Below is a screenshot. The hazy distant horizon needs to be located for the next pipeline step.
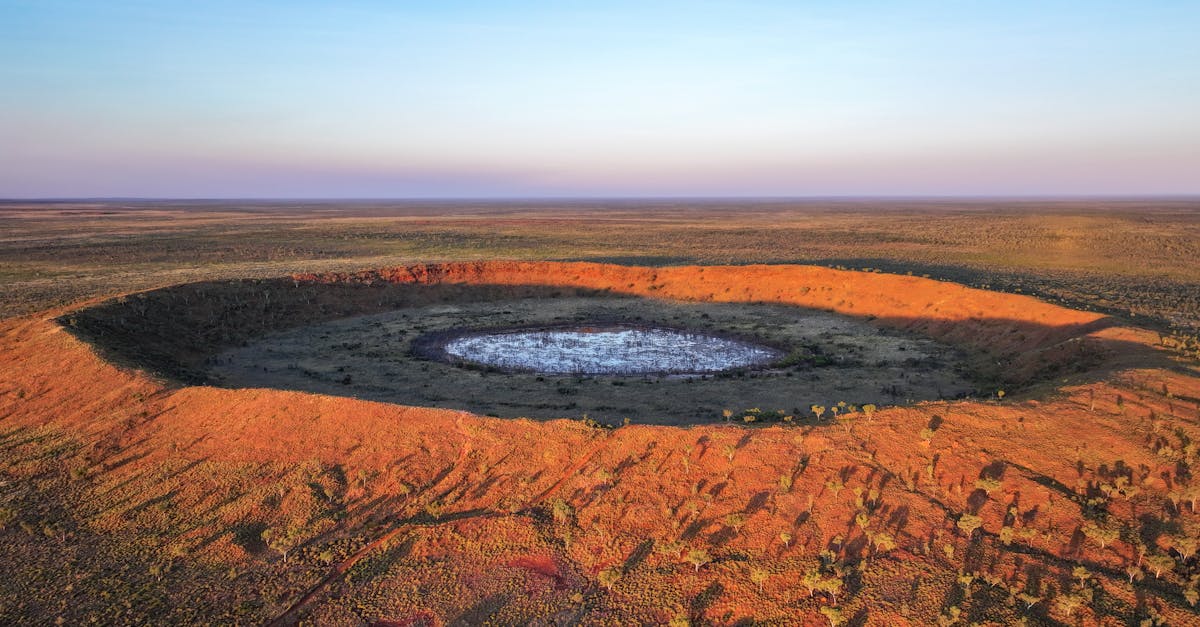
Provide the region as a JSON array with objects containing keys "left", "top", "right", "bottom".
[
  {"left": 3, "top": 2, "right": 1198, "bottom": 198},
  {"left": 7, "top": 194, "right": 1200, "bottom": 204}
]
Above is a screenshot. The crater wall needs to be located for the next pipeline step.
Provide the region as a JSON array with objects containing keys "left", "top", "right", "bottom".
[{"left": 63, "top": 261, "right": 1120, "bottom": 387}]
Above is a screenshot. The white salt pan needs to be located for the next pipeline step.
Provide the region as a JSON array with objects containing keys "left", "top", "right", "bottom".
[{"left": 443, "top": 327, "right": 778, "bottom": 374}]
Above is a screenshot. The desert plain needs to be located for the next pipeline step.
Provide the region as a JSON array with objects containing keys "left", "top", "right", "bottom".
[{"left": 2, "top": 199, "right": 1200, "bottom": 626}]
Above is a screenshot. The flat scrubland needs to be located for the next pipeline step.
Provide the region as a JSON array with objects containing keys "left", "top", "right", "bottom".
[
  {"left": 3, "top": 199, "right": 1199, "bottom": 341},
  {"left": 1, "top": 201, "right": 1199, "bottom": 626}
]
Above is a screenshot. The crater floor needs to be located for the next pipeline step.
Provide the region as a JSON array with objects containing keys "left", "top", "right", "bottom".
[{"left": 209, "top": 296, "right": 978, "bottom": 424}]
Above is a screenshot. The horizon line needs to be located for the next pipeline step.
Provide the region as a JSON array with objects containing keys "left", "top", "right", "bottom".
[{"left": 4, "top": 194, "right": 1200, "bottom": 204}]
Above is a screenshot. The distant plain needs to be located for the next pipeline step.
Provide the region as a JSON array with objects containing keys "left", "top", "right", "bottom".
[{"left": 3, "top": 199, "right": 1198, "bottom": 339}]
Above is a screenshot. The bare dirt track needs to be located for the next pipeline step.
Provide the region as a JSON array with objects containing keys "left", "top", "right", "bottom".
[{"left": 2, "top": 261, "right": 1199, "bottom": 625}]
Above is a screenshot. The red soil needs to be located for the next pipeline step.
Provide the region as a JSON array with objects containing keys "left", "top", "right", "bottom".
[{"left": 2, "top": 262, "right": 1198, "bottom": 625}]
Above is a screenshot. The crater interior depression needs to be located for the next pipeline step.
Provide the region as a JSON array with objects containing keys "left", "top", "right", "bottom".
[{"left": 207, "top": 295, "right": 979, "bottom": 424}]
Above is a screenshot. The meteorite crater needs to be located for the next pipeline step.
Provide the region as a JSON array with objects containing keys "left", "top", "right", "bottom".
[{"left": 59, "top": 263, "right": 1054, "bottom": 426}]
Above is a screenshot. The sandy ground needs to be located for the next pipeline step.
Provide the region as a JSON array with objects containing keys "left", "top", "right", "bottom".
[{"left": 2, "top": 262, "right": 1197, "bottom": 625}]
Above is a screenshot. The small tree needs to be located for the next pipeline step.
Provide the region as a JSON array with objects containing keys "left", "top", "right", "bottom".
[
  {"left": 686, "top": 549, "right": 711, "bottom": 573},
  {"left": 1081, "top": 521, "right": 1119, "bottom": 549},
  {"left": 837, "top": 412, "right": 855, "bottom": 434},
  {"left": 1017, "top": 592, "right": 1042, "bottom": 610},
  {"left": 750, "top": 567, "right": 769, "bottom": 593},
  {"left": 552, "top": 498, "right": 573, "bottom": 524},
  {"left": 818, "top": 575, "right": 843, "bottom": 600},
  {"left": 956, "top": 514, "right": 983, "bottom": 539},
  {"left": 872, "top": 532, "right": 897, "bottom": 558},
  {"left": 1133, "top": 538, "right": 1150, "bottom": 565},
  {"left": 826, "top": 478, "right": 844, "bottom": 499},
  {"left": 957, "top": 571, "right": 976, "bottom": 596},
  {"left": 936, "top": 606, "right": 961, "bottom": 627},
  {"left": 811, "top": 405, "right": 826, "bottom": 421},
  {"left": 598, "top": 567, "right": 621, "bottom": 590},
  {"left": 1053, "top": 592, "right": 1086, "bottom": 618},
  {"left": 656, "top": 540, "right": 684, "bottom": 558},
  {"left": 262, "top": 521, "right": 304, "bottom": 563},
  {"left": 1145, "top": 554, "right": 1175, "bottom": 579},
  {"left": 819, "top": 606, "right": 844, "bottom": 627},
  {"left": 1072, "top": 565, "right": 1091, "bottom": 586},
  {"left": 1171, "top": 536, "right": 1197, "bottom": 561},
  {"left": 974, "top": 477, "right": 1002, "bottom": 495},
  {"left": 802, "top": 568, "right": 823, "bottom": 597}
]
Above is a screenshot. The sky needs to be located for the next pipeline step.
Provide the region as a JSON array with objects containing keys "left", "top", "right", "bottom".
[{"left": 1, "top": 1, "right": 1198, "bottom": 198}]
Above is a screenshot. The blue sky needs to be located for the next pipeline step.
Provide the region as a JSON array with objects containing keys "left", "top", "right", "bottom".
[{"left": 1, "top": 1, "right": 1197, "bottom": 197}]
